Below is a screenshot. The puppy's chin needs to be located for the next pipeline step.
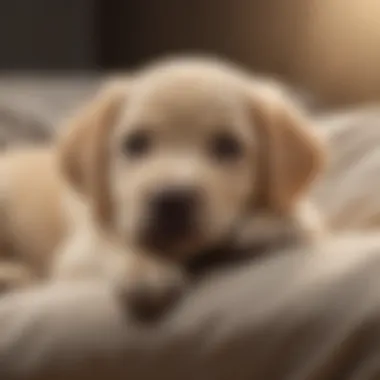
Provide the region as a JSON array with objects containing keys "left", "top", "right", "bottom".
[{"left": 134, "top": 227, "right": 205, "bottom": 262}]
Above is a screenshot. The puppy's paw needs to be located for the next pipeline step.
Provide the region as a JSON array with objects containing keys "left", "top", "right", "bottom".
[{"left": 119, "top": 267, "right": 187, "bottom": 323}]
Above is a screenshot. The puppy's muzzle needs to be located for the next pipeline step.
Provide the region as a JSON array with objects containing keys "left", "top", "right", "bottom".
[{"left": 142, "top": 186, "right": 199, "bottom": 250}]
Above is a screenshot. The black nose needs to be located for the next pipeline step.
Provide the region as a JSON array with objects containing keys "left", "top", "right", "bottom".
[{"left": 146, "top": 186, "right": 198, "bottom": 245}]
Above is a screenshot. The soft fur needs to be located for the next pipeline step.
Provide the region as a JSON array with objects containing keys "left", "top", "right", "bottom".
[{"left": 0, "top": 57, "right": 325, "bottom": 315}]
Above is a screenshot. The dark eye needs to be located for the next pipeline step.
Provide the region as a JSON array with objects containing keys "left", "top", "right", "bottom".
[
  {"left": 122, "top": 131, "right": 151, "bottom": 158},
  {"left": 209, "top": 132, "right": 243, "bottom": 162}
]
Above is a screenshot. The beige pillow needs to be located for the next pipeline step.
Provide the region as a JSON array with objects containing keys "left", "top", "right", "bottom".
[
  {"left": 313, "top": 106, "right": 380, "bottom": 230},
  {"left": 1, "top": 233, "right": 380, "bottom": 380}
]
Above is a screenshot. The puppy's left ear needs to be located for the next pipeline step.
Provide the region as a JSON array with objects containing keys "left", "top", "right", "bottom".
[
  {"left": 58, "top": 80, "right": 128, "bottom": 225},
  {"left": 251, "top": 89, "right": 326, "bottom": 213}
]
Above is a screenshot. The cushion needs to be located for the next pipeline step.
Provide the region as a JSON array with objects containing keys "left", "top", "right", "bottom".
[
  {"left": 1, "top": 234, "right": 380, "bottom": 380},
  {"left": 313, "top": 106, "right": 380, "bottom": 230},
  {"left": 0, "top": 76, "right": 103, "bottom": 149}
]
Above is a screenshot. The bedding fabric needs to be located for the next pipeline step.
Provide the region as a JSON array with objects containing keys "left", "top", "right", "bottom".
[
  {"left": 2, "top": 235, "right": 380, "bottom": 379},
  {"left": 2, "top": 77, "right": 380, "bottom": 379}
]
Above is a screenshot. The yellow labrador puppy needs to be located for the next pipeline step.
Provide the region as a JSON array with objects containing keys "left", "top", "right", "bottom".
[{"left": 0, "top": 57, "right": 325, "bottom": 316}]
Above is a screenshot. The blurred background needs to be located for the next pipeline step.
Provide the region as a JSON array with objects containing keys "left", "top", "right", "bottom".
[{"left": 1, "top": 0, "right": 380, "bottom": 134}]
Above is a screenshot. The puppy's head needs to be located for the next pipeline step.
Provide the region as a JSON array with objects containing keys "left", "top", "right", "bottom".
[{"left": 59, "top": 57, "right": 325, "bottom": 261}]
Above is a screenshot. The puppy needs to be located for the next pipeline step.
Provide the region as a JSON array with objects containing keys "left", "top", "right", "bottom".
[{"left": 0, "top": 57, "right": 325, "bottom": 317}]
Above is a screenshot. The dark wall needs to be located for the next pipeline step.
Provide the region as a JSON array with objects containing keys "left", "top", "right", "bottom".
[
  {"left": 0, "top": 0, "right": 266, "bottom": 72},
  {"left": 2, "top": 1, "right": 380, "bottom": 106},
  {"left": 99, "top": 1, "right": 246, "bottom": 69},
  {"left": 0, "top": 0, "right": 98, "bottom": 70}
]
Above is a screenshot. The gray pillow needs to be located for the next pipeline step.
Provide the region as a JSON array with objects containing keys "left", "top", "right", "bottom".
[
  {"left": 0, "top": 104, "right": 53, "bottom": 149},
  {"left": 0, "top": 76, "right": 103, "bottom": 149}
]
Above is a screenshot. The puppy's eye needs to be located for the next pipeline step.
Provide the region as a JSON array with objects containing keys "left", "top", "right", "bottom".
[
  {"left": 209, "top": 132, "right": 243, "bottom": 162},
  {"left": 122, "top": 131, "right": 151, "bottom": 158}
]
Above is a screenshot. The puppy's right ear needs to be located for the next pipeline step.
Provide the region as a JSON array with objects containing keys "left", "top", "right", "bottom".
[
  {"left": 58, "top": 80, "right": 128, "bottom": 219},
  {"left": 250, "top": 87, "right": 326, "bottom": 213}
]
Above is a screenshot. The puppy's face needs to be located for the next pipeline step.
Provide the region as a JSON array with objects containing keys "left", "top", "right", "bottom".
[
  {"left": 110, "top": 70, "right": 258, "bottom": 257},
  {"left": 60, "top": 58, "right": 324, "bottom": 261}
]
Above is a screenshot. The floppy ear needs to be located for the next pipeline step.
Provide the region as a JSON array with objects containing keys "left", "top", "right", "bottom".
[
  {"left": 58, "top": 80, "right": 128, "bottom": 225},
  {"left": 251, "top": 90, "right": 326, "bottom": 213}
]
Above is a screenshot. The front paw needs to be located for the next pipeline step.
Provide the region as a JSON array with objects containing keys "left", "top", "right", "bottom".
[{"left": 119, "top": 268, "right": 187, "bottom": 322}]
